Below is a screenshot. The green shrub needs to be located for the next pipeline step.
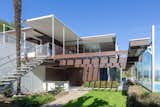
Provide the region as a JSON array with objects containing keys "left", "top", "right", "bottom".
[
  {"left": 12, "top": 93, "right": 55, "bottom": 107},
  {"left": 3, "top": 85, "right": 13, "bottom": 97},
  {"left": 83, "top": 81, "right": 119, "bottom": 88},
  {"left": 127, "top": 85, "right": 160, "bottom": 107}
]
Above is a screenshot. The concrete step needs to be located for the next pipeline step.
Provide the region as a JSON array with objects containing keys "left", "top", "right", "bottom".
[
  {"left": 9, "top": 72, "right": 24, "bottom": 76},
  {"left": 22, "top": 64, "right": 36, "bottom": 68},
  {"left": 1, "top": 79, "right": 16, "bottom": 82},
  {"left": 3, "top": 75, "right": 19, "bottom": 79},
  {"left": 16, "top": 69, "right": 27, "bottom": 73},
  {"left": 0, "top": 81, "right": 11, "bottom": 85},
  {"left": 18, "top": 66, "right": 31, "bottom": 70}
]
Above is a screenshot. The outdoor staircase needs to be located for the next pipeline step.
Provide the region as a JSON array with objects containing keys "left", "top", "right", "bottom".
[{"left": 0, "top": 57, "right": 46, "bottom": 94}]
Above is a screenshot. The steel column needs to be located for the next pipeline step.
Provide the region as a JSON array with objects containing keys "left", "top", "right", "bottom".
[
  {"left": 63, "top": 27, "right": 65, "bottom": 54},
  {"left": 3, "top": 24, "right": 5, "bottom": 44},
  {"left": 151, "top": 25, "right": 155, "bottom": 92}
]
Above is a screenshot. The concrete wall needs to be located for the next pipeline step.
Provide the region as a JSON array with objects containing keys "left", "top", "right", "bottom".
[
  {"left": 0, "top": 43, "right": 16, "bottom": 80},
  {"left": 21, "top": 65, "right": 46, "bottom": 94}
]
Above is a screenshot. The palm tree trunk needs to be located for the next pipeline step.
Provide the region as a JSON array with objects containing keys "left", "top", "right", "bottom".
[{"left": 13, "top": 0, "right": 22, "bottom": 94}]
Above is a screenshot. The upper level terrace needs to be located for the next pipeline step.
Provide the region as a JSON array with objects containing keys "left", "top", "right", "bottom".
[{"left": 0, "top": 15, "right": 127, "bottom": 69}]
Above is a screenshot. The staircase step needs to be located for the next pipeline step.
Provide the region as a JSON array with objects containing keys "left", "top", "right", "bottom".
[
  {"left": 0, "top": 58, "right": 45, "bottom": 93},
  {"left": 22, "top": 64, "right": 36, "bottom": 68},
  {"left": 16, "top": 69, "right": 27, "bottom": 72},
  {"left": 1, "top": 79, "right": 15, "bottom": 82},
  {"left": 9, "top": 72, "right": 24, "bottom": 76},
  {"left": 3, "top": 75, "right": 19, "bottom": 79},
  {"left": 0, "top": 81, "right": 11, "bottom": 85},
  {"left": 18, "top": 66, "right": 31, "bottom": 69}
]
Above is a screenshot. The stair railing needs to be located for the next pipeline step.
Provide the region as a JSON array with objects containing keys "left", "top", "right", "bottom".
[{"left": 0, "top": 42, "right": 50, "bottom": 80}]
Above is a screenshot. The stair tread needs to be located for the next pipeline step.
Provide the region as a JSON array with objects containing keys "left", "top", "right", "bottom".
[
  {"left": 0, "top": 58, "right": 45, "bottom": 90},
  {"left": 1, "top": 79, "right": 16, "bottom": 81},
  {"left": 0, "top": 82, "right": 11, "bottom": 85},
  {"left": 9, "top": 73, "right": 24, "bottom": 75},
  {"left": 1, "top": 79, "right": 15, "bottom": 82}
]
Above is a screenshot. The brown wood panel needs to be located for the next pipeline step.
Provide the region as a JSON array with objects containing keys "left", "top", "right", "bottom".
[
  {"left": 67, "top": 59, "right": 74, "bottom": 65},
  {"left": 100, "top": 57, "right": 108, "bottom": 64},
  {"left": 59, "top": 60, "right": 66, "bottom": 66},
  {"left": 51, "top": 51, "right": 127, "bottom": 59},
  {"left": 93, "top": 68, "right": 99, "bottom": 81},
  {"left": 83, "top": 59, "right": 90, "bottom": 65},
  {"left": 75, "top": 59, "right": 82, "bottom": 65},
  {"left": 88, "top": 65, "right": 94, "bottom": 81},
  {"left": 110, "top": 57, "right": 117, "bottom": 63},
  {"left": 100, "top": 63, "right": 105, "bottom": 68},
  {"left": 83, "top": 67, "right": 88, "bottom": 81}
]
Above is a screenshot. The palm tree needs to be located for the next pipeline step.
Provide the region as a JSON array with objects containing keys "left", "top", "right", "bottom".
[{"left": 13, "top": 0, "right": 22, "bottom": 94}]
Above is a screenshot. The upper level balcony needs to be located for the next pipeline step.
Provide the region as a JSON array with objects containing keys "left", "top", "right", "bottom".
[
  {"left": 0, "top": 15, "right": 127, "bottom": 69},
  {"left": 3, "top": 15, "right": 118, "bottom": 56}
]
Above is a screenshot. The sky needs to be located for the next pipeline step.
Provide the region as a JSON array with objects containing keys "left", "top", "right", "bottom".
[{"left": 1, "top": 0, "right": 160, "bottom": 50}]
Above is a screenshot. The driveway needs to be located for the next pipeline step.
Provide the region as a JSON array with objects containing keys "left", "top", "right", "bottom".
[{"left": 42, "top": 90, "right": 89, "bottom": 107}]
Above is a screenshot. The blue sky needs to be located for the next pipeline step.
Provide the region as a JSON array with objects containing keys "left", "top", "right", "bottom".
[{"left": 1, "top": 0, "right": 160, "bottom": 50}]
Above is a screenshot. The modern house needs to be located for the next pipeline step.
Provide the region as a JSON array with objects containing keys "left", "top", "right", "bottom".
[
  {"left": 0, "top": 15, "right": 159, "bottom": 93},
  {"left": 0, "top": 15, "right": 127, "bottom": 94}
]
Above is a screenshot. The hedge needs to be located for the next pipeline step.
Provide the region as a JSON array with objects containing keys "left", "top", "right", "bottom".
[
  {"left": 127, "top": 85, "right": 160, "bottom": 107},
  {"left": 12, "top": 93, "right": 55, "bottom": 107},
  {"left": 84, "top": 81, "right": 120, "bottom": 88}
]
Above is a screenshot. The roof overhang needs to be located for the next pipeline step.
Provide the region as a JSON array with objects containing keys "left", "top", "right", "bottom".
[
  {"left": 26, "top": 15, "right": 79, "bottom": 42},
  {"left": 5, "top": 15, "right": 79, "bottom": 43}
]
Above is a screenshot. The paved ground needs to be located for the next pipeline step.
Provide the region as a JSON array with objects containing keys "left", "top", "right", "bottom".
[{"left": 42, "top": 90, "right": 89, "bottom": 107}]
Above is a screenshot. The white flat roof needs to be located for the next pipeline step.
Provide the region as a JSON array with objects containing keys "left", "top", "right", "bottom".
[
  {"left": 4, "top": 15, "right": 116, "bottom": 47},
  {"left": 26, "top": 15, "right": 79, "bottom": 42},
  {"left": 129, "top": 37, "right": 150, "bottom": 42}
]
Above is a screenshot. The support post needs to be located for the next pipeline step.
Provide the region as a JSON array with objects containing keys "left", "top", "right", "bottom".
[
  {"left": 52, "top": 16, "right": 55, "bottom": 55},
  {"left": 107, "top": 67, "right": 110, "bottom": 82},
  {"left": 151, "top": 25, "right": 155, "bottom": 92},
  {"left": 63, "top": 27, "right": 65, "bottom": 54},
  {"left": 77, "top": 37, "right": 79, "bottom": 54},
  {"left": 23, "top": 32, "right": 26, "bottom": 58},
  {"left": 3, "top": 24, "right": 5, "bottom": 44}
]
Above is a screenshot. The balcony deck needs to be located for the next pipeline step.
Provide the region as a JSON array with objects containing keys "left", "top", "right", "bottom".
[{"left": 50, "top": 50, "right": 127, "bottom": 60}]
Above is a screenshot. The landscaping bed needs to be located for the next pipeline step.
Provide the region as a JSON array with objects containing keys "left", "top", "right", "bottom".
[
  {"left": 127, "top": 85, "right": 160, "bottom": 107},
  {"left": 0, "top": 87, "right": 67, "bottom": 107},
  {"left": 63, "top": 90, "right": 127, "bottom": 107},
  {"left": 0, "top": 93, "right": 55, "bottom": 107},
  {"left": 12, "top": 93, "right": 55, "bottom": 107}
]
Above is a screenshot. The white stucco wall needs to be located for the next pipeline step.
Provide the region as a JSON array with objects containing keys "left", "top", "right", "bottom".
[
  {"left": 0, "top": 43, "right": 16, "bottom": 80},
  {"left": 21, "top": 65, "right": 46, "bottom": 94}
]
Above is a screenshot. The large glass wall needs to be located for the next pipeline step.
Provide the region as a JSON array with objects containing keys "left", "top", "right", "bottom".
[
  {"left": 154, "top": 26, "right": 160, "bottom": 91},
  {"left": 135, "top": 49, "right": 152, "bottom": 90}
]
